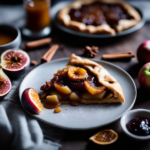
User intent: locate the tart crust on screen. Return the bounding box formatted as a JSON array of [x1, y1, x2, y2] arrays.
[[65, 54, 125, 103], [57, 0, 141, 35]]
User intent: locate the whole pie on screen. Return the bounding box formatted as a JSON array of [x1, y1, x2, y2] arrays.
[[57, 0, 141, 35], [40, 54, 125, 106]]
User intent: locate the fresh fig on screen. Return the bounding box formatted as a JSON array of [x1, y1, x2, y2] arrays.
[[1, 49, 30, 78], [21, 88, 43, 114], [0, 66, 11, 97]]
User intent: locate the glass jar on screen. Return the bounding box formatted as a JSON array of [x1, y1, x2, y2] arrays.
[[23, 0, 51, 38]]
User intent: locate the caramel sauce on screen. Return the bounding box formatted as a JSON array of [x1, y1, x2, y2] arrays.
[[25, 0, 50, 32], [44, 102, 58, 109], [69, 2, 132, 27], [95, 130, 116, 142], [70, 101, 80, 106], [0, 33, 16, 46], [54, 107, 62, 113]]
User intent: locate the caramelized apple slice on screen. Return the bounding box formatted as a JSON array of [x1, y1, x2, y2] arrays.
[[46, 95, 59, 105], [40, 92, 47, 99], [50, 91, 62, 99], [68, 67, 87, 81], [82, 91, 106, 100], [70, 92, 79, 100], [54, 83, 71, 95], [105, 93, 113, 99], [84, 81, 105, 95]]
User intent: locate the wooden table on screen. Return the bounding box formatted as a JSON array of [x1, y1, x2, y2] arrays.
[[22, 22, 150, 150]]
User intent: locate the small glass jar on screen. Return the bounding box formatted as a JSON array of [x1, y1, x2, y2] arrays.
[[23, 0, 51, 38]]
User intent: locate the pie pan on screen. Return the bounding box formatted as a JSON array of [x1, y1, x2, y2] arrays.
[[120, 109, 150, 140], [51, 0, 145, 39], [19, 58, 137, 130]]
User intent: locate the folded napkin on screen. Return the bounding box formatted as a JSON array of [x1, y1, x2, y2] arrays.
[[0, 76, 63, 150]]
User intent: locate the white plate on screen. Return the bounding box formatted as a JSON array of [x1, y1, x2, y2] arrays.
[[19, 58, 137, 130]]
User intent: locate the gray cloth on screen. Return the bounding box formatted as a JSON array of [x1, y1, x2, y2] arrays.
[[0, 76, 63, 150]]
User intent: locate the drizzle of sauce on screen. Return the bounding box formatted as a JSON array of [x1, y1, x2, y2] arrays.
[[54, 107, 62, 113]]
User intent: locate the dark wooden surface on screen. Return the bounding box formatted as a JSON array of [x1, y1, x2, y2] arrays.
[[22, 22, 150, 150]]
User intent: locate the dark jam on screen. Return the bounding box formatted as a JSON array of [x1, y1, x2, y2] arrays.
[[69, 2, 133, 28], [126, 118, 150, 136]]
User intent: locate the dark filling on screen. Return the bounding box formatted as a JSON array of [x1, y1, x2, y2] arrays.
[[126, 118, 150, 136], [69, 2, 133, 28], [51, 68, 102, 100]]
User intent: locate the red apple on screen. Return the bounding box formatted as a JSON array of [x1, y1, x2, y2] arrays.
[[21, 88, 43, 114], [138, 63, 150, 89], [137, 40, 150, 64]]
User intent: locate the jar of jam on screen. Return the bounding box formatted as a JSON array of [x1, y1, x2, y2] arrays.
[[23, 0, 51, 37]]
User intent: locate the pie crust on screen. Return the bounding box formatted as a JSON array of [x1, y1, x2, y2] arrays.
[[41, 54, 125, 105], [57, 0, 141, 35]]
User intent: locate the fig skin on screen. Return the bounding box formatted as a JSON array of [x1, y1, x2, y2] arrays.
[[21, 88, 43, 114], [0, 67, 11, 97], [3, 64, 30, 78], [1, 49, 30, 78]]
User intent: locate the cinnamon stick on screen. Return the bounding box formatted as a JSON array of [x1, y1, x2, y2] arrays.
[[26, 38, 52, 49], [41, 45, 59, 63], [102, 51, 135, 60]]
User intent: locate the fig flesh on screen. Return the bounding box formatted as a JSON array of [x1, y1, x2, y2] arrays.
[[1, 49, 30, 78], [0, 66, 11, 97]]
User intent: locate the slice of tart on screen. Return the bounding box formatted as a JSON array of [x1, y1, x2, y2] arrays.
[[40, 54, 125, 106], [57, 0, 141, 35]]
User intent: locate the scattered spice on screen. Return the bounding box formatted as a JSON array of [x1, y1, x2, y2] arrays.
[[102, 51, 135, 60], [41, 44, 59, 63], [83, 45, 99, 58], [40, 81, 52, 92], [26, 38, 52, 49], [31, 60, 38, 66]]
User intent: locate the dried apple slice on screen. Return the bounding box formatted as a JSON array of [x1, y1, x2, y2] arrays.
[[68, 67, 87, 81], [21, 88, 43, 114], [89, 129, 118, 145], [54, 83, 71, 95], [84, 81, 105, 95]]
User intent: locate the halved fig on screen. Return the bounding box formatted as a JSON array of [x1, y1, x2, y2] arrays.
[[89, 129, 118, 145], [1, 49, 30, 78], [54, 83, 71, 95], [46, 95, 59, 104], [21, 88, 43, 114], [84, 81, 106, 95], [68, 67, 87, 81], [0, 66, 11, 97]]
